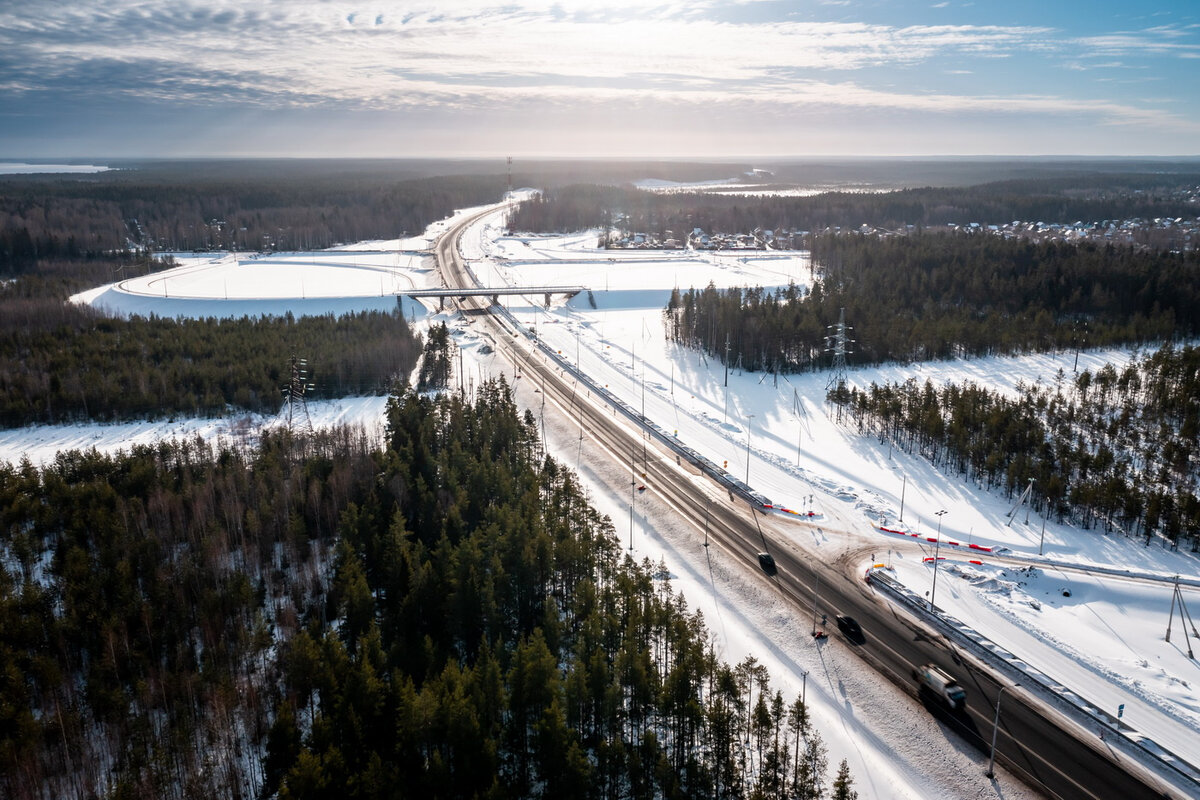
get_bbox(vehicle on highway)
[835,614,863,642]
[914,663,967,710]
[757,552,777,575]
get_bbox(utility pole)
[824,306,853,392]
[986,684,1019,778]
[724,332,731,424]
[810,569,822,635]
[1166,575,1198,658]
[703,499,711,548]
[629,439,636,551]
[746,414,755,484]
[641,361,647,478]
[282,354,315,433]
[929,509,947,612]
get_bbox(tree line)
[832,344,1200,549]
[0,169,508,270]
[664,233,1200,371]
[0,381,857,799]
[0,293,421,428]
[2,159,754,272]
[507,175,1200,241]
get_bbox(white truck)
[915,663,967,710]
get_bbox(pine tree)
[832,758,857,800]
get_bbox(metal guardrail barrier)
[868,569,1200,791]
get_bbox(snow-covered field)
[6,198,1198,797]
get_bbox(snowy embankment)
[5,199,1197,797]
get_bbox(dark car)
[835,614,863,642]
[757,552,777,575]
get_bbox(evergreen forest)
[1,159,748,271]
[832,344,1200,549]
[0,288,420,428]
[0,169,507,268]
[0,381,853,800]
[664,233,1200,371]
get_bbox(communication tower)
[506,156,513,198]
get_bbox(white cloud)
[1,0,1196,147]
[1076,24,1200,58]
[0,3,1055,86]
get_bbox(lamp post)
[746,414,755,484]
[810,569,821,635]
[929,509,947,612]
[986,683,1019,778]
[703,499,711,548]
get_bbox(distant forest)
[507,174,1200,240]
[0,160,752,270]
[0,382,854,800]
[0,171,507,268]
[834,344,1200,550]
[666,234,1200,370]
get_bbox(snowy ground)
[6,198,1198,797]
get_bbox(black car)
[835,614,863,641]
[757,552,777,575]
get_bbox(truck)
[915,663,967,710]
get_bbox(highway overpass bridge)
[400,285,586,310]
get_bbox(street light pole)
[746,414,755,484]
[929,509,947,612]
[810,570,821,635]
[986,684,1019,778]
[703,499,711,548]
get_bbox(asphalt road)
[433,204,1178,800]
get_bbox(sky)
[1,1,1198,158]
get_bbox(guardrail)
[868,568,1200,792]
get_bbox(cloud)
[1076,24,1200,59]
[1,0,1196,151]
[0,2,1059,106]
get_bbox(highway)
[433,204,1179,800]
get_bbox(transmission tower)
[824,307,854,391]
[281,354,315,433]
